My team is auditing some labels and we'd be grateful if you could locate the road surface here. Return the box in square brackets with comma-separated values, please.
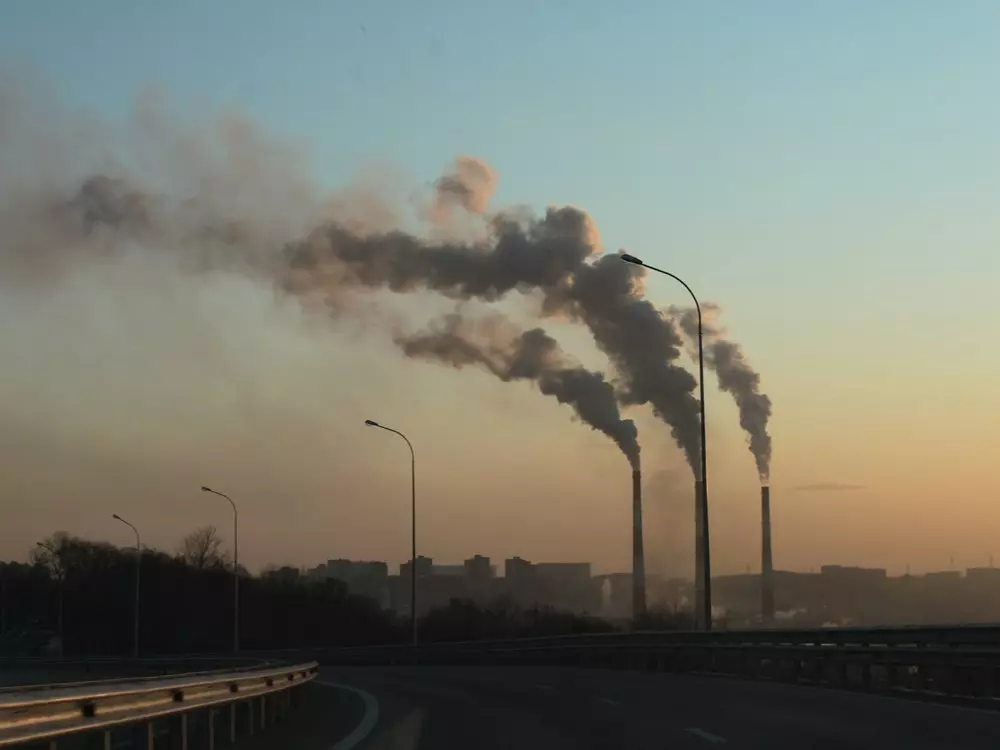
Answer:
[308, 665, 1000, 749]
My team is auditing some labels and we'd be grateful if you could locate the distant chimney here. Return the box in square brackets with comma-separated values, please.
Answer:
[761, 485, 775, 623]
[632, 468, 646, 619]
[694, 479, 706, 630]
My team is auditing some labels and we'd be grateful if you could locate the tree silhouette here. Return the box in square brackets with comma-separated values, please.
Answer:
[1, 528, 626, 657]
[177, 525, 230, 570]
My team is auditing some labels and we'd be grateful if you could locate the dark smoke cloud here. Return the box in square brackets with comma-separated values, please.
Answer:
[395, 312, 640, 469]
[286, 208, 703, 473]
[5, 86, 703, 476]
[554, 256, 701, 471]
[709, 341, 772, 482]
[1, 91, 327, 290]
[42, 172, 704, 473]
[289, 206, 597, 299]
[793, 482, 866, 493]
[57, 175, 155, 233]
[669, 303, 772, 481]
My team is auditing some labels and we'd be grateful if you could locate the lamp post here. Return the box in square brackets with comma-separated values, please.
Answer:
[620, 252, 713, 631]
[36, 542, 64, 655]
[364, 419, 418, 650]
[112, 514, 141, 657]
[201, 486, 240, 653]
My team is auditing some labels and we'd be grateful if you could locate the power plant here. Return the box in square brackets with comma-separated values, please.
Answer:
[632, 468, 646, 618]
[761, 485, 775, 623]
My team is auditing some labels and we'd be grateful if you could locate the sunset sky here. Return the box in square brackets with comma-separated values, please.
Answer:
[1, 1, 997, 578]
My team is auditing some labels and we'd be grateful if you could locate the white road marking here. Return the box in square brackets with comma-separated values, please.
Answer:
[598, 697, 621, 706]
[535, 683, 555, 690]
[316, 680, 380, 750]
[685, 727, 727, 744]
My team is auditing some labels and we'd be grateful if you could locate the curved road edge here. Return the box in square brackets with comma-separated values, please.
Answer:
[315, 665, 1000, 750]
[315, 681, 380, 750]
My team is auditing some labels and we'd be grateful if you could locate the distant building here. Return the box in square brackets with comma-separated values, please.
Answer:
[464, 555, 493, 582]
[536, 562, 591, 587]
[503, 557, 537, 603]
[263, 565, 301, 584]
[924, 570, 961, 579]
[965, 567, 1000, 583]
[505, 556, 535, 584]
[307, 559, 389, 607]
[537, 563, 597, 613]
[305, 564, 327, 581]
[400, 556, 434, 580]
[431, 564, 466, 577]
[385, 555, 507, 615]
[501, 558, 598, 613]
[820, 565, 887, 581]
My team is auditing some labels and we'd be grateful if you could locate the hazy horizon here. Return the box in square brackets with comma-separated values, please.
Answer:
[2, 2, 998, 581]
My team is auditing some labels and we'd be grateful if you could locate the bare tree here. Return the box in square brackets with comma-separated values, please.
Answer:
[30, 532, 72, 581]
[178, 526, 230, 569]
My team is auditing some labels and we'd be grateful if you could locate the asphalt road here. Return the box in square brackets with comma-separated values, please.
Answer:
[313, 665, 1000, 749]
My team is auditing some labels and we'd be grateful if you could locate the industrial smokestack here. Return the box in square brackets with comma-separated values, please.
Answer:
[761, 485, 775, 624]
[694, 479, 706, 629]
[632, 468, 646, 619]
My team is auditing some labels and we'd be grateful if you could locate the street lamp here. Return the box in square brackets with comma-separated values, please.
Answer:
[620, 252, 713, 631]
[112, 514, 141, 657]
[36, 542, 64, 655]
[364, 419, 418, 650]
[201, 486, 240, 653]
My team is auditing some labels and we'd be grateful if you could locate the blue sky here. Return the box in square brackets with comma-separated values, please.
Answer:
[5, 2, 997, 317]
[3, 2, 999, 571]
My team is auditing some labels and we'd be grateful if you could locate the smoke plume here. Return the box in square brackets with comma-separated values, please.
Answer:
[3, 82, 708, 476]
[286, 211, 702, 472]
[396, 313, 640, 469]
[669, 304, 772, 481]
[710, 340, 772, 482]
[38, 175, 704, 473]
[431, 155, 497, 221]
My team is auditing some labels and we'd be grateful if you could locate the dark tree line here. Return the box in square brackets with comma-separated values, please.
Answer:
[1, 530, 674, 657]
[0, 530, 400, 656]
[420, 597, 615, 642]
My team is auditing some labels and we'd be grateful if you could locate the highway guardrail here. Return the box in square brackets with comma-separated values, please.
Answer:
[0, 660, 318, 748]
[311, 625, 1000, 707]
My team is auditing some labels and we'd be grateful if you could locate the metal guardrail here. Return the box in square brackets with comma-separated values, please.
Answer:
[0, 659, 282, 695]
[0, 660, 318, 748]
[307, 622, 1000, 659]
[309, 625, 1000, 707]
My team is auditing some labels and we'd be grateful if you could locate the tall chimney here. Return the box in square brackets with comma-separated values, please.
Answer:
[694, 479, 706, 630]
[761, 485, 775, 624]
[632, 468, 647, 619]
